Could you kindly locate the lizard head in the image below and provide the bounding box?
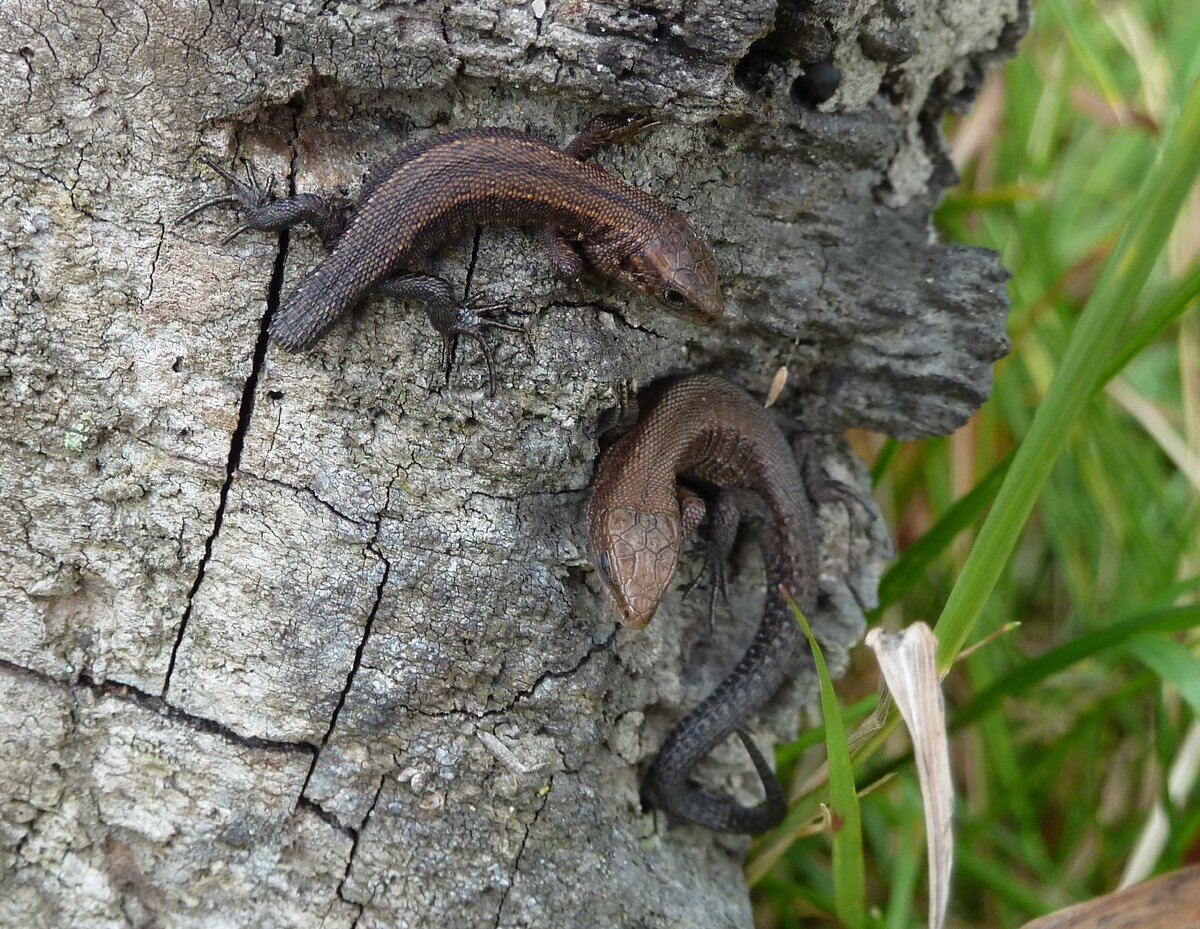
[616,213,723,325]
[587,505,681,628]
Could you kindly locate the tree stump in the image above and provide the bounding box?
[0,0,1023,925]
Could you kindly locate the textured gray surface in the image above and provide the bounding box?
[0,0,1022,926]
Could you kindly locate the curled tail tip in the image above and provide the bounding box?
[642,733,786,835]
[642,785,785,835]
[735,729,787,831]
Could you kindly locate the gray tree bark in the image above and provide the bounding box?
[0,0,1022,926]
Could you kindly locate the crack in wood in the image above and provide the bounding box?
[492,775,553,929]
[161,102,303,700]
[299,542,392,800]
[0,658,316,756]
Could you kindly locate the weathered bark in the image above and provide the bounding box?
[0,0,1022,926]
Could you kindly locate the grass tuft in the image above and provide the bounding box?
[756,2,1200,925]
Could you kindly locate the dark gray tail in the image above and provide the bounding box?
[642,729,787,834]
[269,264,361,353]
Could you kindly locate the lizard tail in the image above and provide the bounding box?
[269,263,364,353]
[642,729,787,834]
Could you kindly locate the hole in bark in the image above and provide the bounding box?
[879,69,907,105]
[790,61,840,106]
[734,41,787,96]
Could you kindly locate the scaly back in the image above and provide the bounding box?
[271,128,672,351]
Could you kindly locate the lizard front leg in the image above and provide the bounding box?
[538,114,659,280]
[678,486,743,638]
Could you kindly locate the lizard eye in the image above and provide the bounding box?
[662,287,686,309]
[596,550,612,580]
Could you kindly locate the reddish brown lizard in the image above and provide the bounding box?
[588,374,820,833]
[179,116,723,392]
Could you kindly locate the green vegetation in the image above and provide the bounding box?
[755,2,1200,925]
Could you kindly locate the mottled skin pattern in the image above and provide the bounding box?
[181,116,722,380]
[587,374,820,834]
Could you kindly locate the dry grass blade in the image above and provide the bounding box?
[1105,379,1200,490]
[1119,721,1200,887]
[950,71,1005,171]
[864,624,953,929]
[765,365,788,407]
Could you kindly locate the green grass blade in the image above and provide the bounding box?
[955,604,1200,728]
[757,876,837,921]
[875,452,1013,611]
[871,438,900,487]
[934,75,1200,671]
[883,827,924,929]
[1162,787,1200,870]
[1147,572,1200,611]
[955,847,1053,917]
[1124,637,1200,717]
[1045,0,1128,120]
[875,259,1200,614]
[776,694,877,766]
[784,590,865,927]
[1102,261,1200,384]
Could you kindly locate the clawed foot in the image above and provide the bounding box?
[680,546,730,640]
[176,157,277,243]
[566,113,661,163]
[587,113,661,145]
[597,382,640,446]
[379,274,524,396]
[618,113,661,138]
[438,296,524,397]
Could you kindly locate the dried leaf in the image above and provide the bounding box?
[865,623,953,929]
[1020,866,1200,929]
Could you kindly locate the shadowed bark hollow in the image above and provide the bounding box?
[0,0,1023,926]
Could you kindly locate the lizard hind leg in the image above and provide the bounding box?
[176,156,275,231]
[376,273,523,396]
[538,229,586,282]
[564,113,659,161]
[538,112,659,287]
[178,156,348,247]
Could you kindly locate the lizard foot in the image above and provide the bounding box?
[176,157,277,242]
[573,113,661,154]
[680,545,730,641]
[439,300,524,397]
[680,489,741,639]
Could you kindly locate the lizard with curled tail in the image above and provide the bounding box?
[588,373,820,834]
